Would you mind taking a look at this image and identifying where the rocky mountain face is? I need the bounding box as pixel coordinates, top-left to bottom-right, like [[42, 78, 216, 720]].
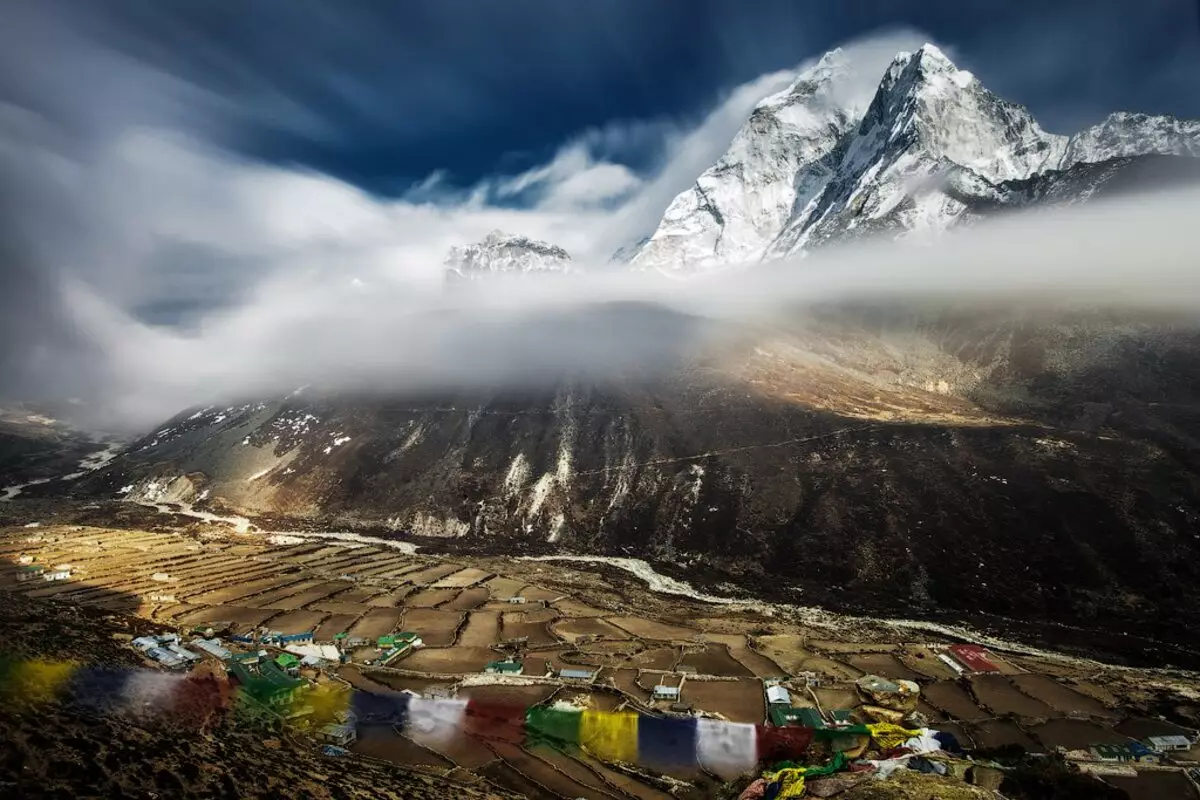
[[76, 306, 1200, 666], [60, 44, 1200, 666], [444, 230, 573, 281], [630, 44, 1200, 271]]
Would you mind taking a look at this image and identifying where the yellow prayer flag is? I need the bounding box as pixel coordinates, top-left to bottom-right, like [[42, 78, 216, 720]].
[[10, 659, 78, 704], [305, 682, 352, 726], [580, 710, 638, 763], [776, 770, 806, 799], [865, 722, 920, 751]]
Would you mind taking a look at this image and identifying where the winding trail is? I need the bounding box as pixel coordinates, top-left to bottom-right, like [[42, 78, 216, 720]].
[[137, 501, 419, 554]]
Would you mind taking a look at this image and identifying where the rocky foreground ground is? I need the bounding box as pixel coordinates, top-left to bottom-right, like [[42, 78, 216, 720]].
[[0, 592, 519, 799]]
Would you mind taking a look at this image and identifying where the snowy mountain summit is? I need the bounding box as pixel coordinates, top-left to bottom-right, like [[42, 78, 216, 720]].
[[631, 43, 1200, 273], [445, 230, 573, 281]]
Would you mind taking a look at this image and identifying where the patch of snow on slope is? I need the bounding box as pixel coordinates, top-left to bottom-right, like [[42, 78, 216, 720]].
[[547, 513, 566, 544], [527, 473, 555, 519], [503, 452, 531, 499], [408, 512, 470, 538]]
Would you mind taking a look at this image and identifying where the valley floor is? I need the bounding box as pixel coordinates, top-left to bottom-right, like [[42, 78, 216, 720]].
[[2, 498, 1200, 798]]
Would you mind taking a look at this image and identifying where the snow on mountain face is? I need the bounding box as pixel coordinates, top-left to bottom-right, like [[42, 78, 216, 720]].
[[629, 50, 866, 273], [445, 230, 573, 280], [632, 43, 1200, 272], [1063, 112, 1200, 167], [769, 44, 1067, 255]]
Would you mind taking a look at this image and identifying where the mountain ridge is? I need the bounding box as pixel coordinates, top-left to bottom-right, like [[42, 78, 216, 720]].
[[631, 43, 1200, 271]]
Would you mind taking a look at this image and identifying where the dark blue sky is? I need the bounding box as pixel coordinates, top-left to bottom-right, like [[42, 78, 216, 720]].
[[48, 0, 1200, 195]]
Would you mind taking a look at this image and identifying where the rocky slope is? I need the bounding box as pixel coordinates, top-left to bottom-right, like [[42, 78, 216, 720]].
[[0, 591, 517, 800], [69, 305, 1200, 666], [630, 44, 1200, 270]]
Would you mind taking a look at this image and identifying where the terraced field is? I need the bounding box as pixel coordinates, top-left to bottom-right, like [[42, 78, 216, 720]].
[[3, 520, 1198, 799]]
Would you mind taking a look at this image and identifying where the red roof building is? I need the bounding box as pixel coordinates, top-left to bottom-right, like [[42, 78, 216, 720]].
[[948, 644, 1001, 673]]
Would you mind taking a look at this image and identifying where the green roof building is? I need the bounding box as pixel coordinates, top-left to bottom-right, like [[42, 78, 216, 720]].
[[227, 659, 299, 708], [769, 705, 825, 729], [275, 653, 300, 670], [377, 635, 396, 649], [485, 660, 524, 675]]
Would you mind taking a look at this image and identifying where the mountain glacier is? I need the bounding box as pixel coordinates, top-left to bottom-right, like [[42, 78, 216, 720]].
[[630, 43, 1200, 272]]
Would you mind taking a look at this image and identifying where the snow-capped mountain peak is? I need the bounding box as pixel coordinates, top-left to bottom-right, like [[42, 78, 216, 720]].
[[628, 49, 867, 273], [865, 45, 1066, 183], [765, 44, 1069, 255], [444, 230, 573, 280], [628, 42, 1200, 273]]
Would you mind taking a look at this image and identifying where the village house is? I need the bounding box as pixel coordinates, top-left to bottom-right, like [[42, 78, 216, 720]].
[[192, 639, 232, 660], [485, 659, 524, 676], [320, 723, 357, 747], [275, 653, 301, 676], [1090, 742, 1160, 763], [769, 705, 825, 729], [652, 685, 682, 702], [558, 667, 598, 683], [1145, 735, 1193, 752], [16, 565, 44, 582], [947, 644, 1001, 673], [766, 684, 792, 706], [167, 643, 201, 664]]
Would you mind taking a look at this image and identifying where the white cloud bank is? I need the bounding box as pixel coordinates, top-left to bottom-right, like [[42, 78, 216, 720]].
[[16, 26, 1196, 431]]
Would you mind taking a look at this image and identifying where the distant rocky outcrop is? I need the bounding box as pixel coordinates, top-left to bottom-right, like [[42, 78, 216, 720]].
[[444, 230, 573, 284]]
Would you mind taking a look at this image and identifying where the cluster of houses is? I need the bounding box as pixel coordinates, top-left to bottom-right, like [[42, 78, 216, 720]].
[[16, 563, 71, 582], [762, 678, 854, 729], [131, 633, 202, 669], [478, 657, 604, 684], [1077, 733, 1198, 765], [221, 647, 359, 746]]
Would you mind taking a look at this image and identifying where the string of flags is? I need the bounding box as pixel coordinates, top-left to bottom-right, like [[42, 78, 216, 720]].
[[0, 654, 932, 782]]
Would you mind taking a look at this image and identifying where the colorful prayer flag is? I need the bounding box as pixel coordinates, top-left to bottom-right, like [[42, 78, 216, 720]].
[[525, 705, 582, 748], [756, 724, 813, 763], [465, 700, 526, 743], [696, 718, 757, 779], [407, 697, 467, 749], [638, 715, 697, 769], [351, 689, 409, 727], [580, 709, 638, 763]]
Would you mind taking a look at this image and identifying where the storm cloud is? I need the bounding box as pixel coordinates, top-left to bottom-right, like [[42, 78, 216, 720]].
[[1, 1, 1198, 431]]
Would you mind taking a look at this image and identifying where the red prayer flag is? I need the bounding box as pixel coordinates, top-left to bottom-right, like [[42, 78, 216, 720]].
[[464, 699, 526, 743], [756, 724, 813, 763]]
